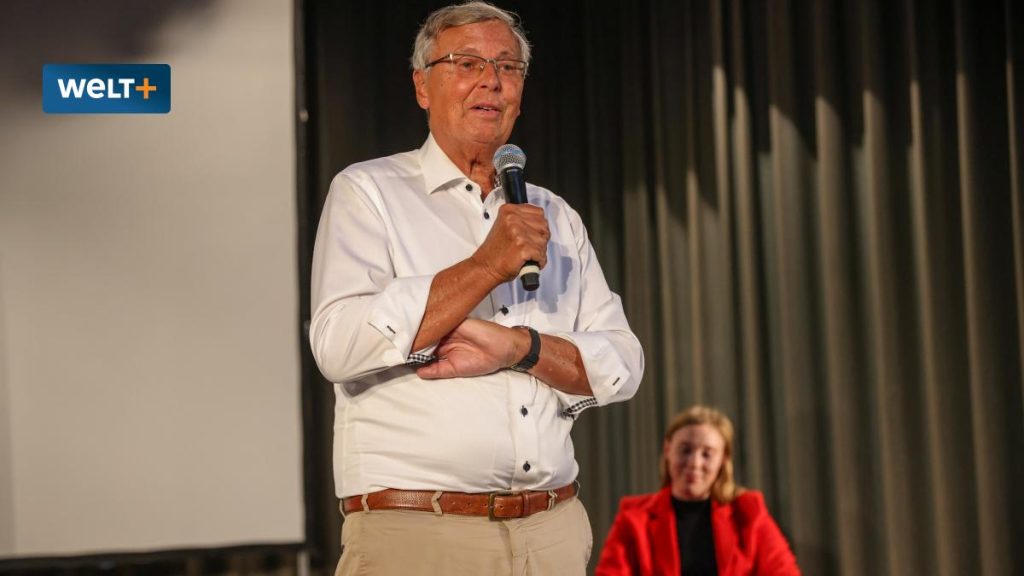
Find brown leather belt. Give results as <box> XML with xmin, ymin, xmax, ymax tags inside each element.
<box><xmin>341</xmin><ymin>481</ymin><xmax>579</xmax><ymax>520</ymax></box>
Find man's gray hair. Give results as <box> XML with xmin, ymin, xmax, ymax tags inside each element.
<box><xmin>411</xmin><ymin>2</ymin><xmax>531</xmax><ymax>70</ymax></box>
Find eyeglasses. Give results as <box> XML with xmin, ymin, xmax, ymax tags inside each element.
<box><xmin>424</xmin><ymin>53</ymin><xmax>528</xmax><ymax>80</ymax></box>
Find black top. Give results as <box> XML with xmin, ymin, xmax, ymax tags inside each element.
<box><xmin>671</xmin><ymin>496</ymin><xmax>718</xmax><ymax>576</ymax></box>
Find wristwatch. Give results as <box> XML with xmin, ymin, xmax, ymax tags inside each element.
<box><xmin>510</xmin><ymin>326</ymin><xmax>541</xmax><ymax>373</ymax></box>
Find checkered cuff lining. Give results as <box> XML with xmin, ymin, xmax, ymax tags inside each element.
<box><xmin>561</xmin><ymin>397</ymin><xmax>598</xmax><ymax>419</ymax></box>
<box><xmin>406</xmin><ymin>352</ymin><xmax>437</xmax><ymax>366</ymax></box>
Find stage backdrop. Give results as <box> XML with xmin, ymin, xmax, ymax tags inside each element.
<box><xmin>302</xmin><ymin>0</ymin><xmax>1024</xmax><ymax>574</ymax></box>
<box><xmin>0</xmin><ymin>0</ymin><xmax>303</xmax><ymax>559</ymax></box>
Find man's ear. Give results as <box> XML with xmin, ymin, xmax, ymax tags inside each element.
<box><xmin>413</xmin><ymin>69</ymin><xmax>429</xmax><ymax>110</ymax></box>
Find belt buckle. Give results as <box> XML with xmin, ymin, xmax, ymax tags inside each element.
<box><xmin>487</xmin><ymin>490</ymin><xmax>518</xmax><ymax>521</ymax></box>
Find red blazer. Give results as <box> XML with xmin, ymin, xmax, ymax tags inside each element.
<box><xmin>595</xmin><ymin>488</ymin><xmax>800</xmax><ymax>576</ymax></box>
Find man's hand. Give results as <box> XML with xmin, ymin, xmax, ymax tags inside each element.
<box><xmin>409</xmin><ymin>204</ymin><xmax>548</xmax><ymax>353</ymax></box>
<box><xmin>416</xmin><ymin>319</ymin><xmax>528</xmax><ymax>379</ymax></box>
<box><xmin>471</xmin><ymin>203</ymin><xmax>550</xmax><ymax>284</ymax></box>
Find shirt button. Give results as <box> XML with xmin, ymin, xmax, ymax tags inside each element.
<box><xmin>500</xmin><ymin>305</ymin><xmax>509</xmax><ymax>315</ymax></box>
<box><xmin>465</xmin><ymin>183</ymin><xmax>473</xmax><ymax>191</ymax></box>
<box><xmin>484</xmin><ymin>210</ymin><xmax>490</xmax><ymax>219</ymax></box>
<box><xmin>520</xmin><ymin>406</ymin><xmax>528</xmax><ymax>417</ymax></box>
<box><xmin>522</xmin><ymin>461</ymin><xmax>531</xmax><ymax>472</ymax></box>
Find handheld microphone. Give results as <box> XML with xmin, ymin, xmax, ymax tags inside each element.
<box><xmin>493</xmin><ymin>144</ymin><xmax>540</xmax><ymax>292</ymax></box>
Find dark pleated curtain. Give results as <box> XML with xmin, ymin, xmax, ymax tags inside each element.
<box><xmin>300</xmin><ymin>0</ymin><xmax>1024</xmax><ymax>574</ymax></box>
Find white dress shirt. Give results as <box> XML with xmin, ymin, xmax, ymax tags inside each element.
<box><xmin>310</xmin><ymin>134</ymin><xmax>644</xmax><ymax>498</ymax></box>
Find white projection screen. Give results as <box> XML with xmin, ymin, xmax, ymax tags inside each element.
<box><xmin>0</xmin><ymin>0</ymin><xmax>304</xmax><ymax>558</ymax></box>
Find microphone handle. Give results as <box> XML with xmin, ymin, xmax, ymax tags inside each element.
<box><xmin>500</xmin><ymin>166</ymin><xmax>540</xmax><ymax>292</ymax></box>
<box><xmin>517</xmin><ymin>264</ymin><xmax>541</xmax><ymax>292</ymax></box>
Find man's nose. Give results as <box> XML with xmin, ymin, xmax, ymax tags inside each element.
<box><xmin>478</xmin><ymin>61</ymin><xmax>502</xmax><ymax>88</ymax></box>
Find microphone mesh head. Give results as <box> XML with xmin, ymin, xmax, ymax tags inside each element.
<box><xmin>493</xmin><ymin>144</ymin><xmax>526</xmax><ymax>171</ymax></box>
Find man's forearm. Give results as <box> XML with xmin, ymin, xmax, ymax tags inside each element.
<box><xmin>509</xmin><ymin>327</ymin><xmax>593</xmax><ymax>396</ymax></box>
<box><xmin>411</xmin><ymin>257</ymin><xmax>502</xmax><ymax>352</ymax></box>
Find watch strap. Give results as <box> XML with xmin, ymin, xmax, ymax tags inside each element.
<box><xmin>510</xmin><ymin>326</ymin><xmax>540</xmax><ymax>372</ymax></box>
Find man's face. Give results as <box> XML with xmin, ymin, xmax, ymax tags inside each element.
<box><xmin>413</xmin><ymin>20</ymin><xmax>524</xmax><ymax>154</ymax></box>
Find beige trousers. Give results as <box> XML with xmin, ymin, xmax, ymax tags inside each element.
<box><xmin>334</xmin><ymin>496</ymin><xmax>593</xmax><ymax>576</ymax></box>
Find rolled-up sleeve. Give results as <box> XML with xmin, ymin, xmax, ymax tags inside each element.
<box><xmin>309</xmin><ymin>173</ymin><xmax>434</xmax><ymax>384</ymax></box>
<box><xmin>550</xmin><ymin>206</ymin><xmax>644</xmax><ymax>416</ymax></box>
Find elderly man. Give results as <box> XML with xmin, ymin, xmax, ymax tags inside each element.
<box><xmin>309</xmin><ymin>2</ymin><xmax>644</xmax><ymax>574</ymax></box>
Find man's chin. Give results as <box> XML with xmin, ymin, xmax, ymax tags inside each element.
<box><xmin>463</xmin><ymin>124</ymin><xmax>511</xmax><ymax>144</ymax></box>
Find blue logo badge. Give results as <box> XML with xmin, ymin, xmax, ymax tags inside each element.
<box><xmin>43</xmin><ymin>64</ymin><xmax>171</xmax><ymax>114</ymax></box>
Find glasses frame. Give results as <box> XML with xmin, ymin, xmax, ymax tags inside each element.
<box><xmin>424</xmin><ymin>53</ymin><xmax>529</xmax><ymax>80</ymax></box>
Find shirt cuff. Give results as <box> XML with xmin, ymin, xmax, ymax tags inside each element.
<box><xmin>365</xmin><ymin>275</ymin><xmax>435</xmax><ymax>363</ymax></box>
<box><xmin>552</xmin><ymin>330</ymin><xmax>630</xmax><ymax>405</ymax></box>
<box><xmin>550</xmin><ymin>331</ymin><xmax>633</xmax><ymax>414</ymax></box>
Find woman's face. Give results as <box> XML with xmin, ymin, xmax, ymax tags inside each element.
<box><xmin>664</xmin><ymin>423</ymin><xmax>726</xmax><ymax>501</ymax></box>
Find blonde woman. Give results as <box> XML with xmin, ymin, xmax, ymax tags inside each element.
<box><xmin>596</xmin><ymin>406</ymin><xmax>800</xmax><ymax>576</ymax></box>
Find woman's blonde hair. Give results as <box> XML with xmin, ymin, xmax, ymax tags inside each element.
<box><xmin>659</xmin><ymin>405</ymin><xmax>739</xmax><ymax>503</ymax></box>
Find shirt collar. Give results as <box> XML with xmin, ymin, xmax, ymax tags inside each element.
<box><xmin>419</xmin><ymin>133</ymin><xmax>470</xmax><ymax>194</ymax></box>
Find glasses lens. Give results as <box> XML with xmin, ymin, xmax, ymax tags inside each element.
<box><xmin>452</xmin><ymin>55</ymin><xmax>485</xmax><ymax>76</ymax></box>
<box><xmin>496</xmin><ymin>60</ymin><xmax>527</xmax><ymax>77</ymax></box>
